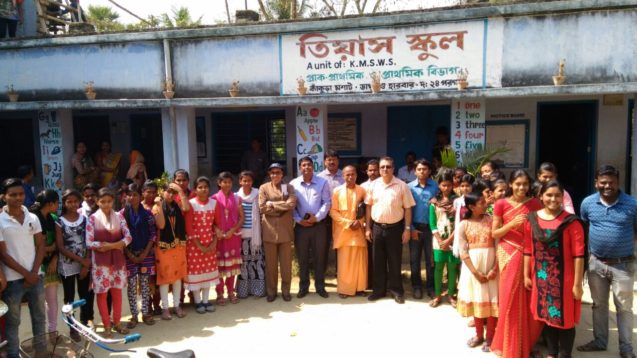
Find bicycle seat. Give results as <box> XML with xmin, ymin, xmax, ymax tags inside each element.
<box><xmin>147</xmin><ymin>348</ymin><xmax>195</xmax><ymax>358</ymax></box>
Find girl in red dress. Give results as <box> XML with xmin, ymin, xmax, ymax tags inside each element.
<box><xmin>524</xmin><ymin>180</ymin><xmax>585</xmax><ymax>358</ymax></box>
<box><xmin>184</xmin><ymin>177</ymin><xmax>220</xmax><ymax>314</ymax></box>
<box><xmin>490</xmin><ymin>170</ymin><xmax>543</xmax><ymax>358</ymax></box>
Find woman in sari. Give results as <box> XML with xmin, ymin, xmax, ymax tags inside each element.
<box><xmin>490</xmin><ymin>169</ymin><xmax>543</xmax><ymax>358</ymax></box>
<box><xmin>72</xmin><ymin>142</ymin><xmax>98</xmax><ymax>189</ymax></box>
<box><xmin>126</xmin><ymin>150</ymin><xmax>148</xmax><ymax>187</ymax></box>
<box><xmin>95</xmin><ymin>141</ymin><xmax>122</xmax><ymax>188</ymax></box>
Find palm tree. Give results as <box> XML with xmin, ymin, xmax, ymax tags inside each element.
<box><xmin>160</xmin><ymin>6</ymin><xmax>202</xmax><ymax>28</ymax></box>
<box><xmin>86</xmin><ymin>5</ymin><xmax>124</xmax><ymax>32</ymax></box>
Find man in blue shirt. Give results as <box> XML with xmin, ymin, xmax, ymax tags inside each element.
<box><xmin>291</xmin><ymin>156</ymin><xmax>332</xmax><ymax>299</ymax></box>
<box><xmin>408</xmin><ymin>159</ymin><xmax>438</xmax><ymax>299</ymax></box>
<box><xmin>577</xmin><ymin>165</ymin><xmax>637</xmax><ymax>358</ymax></box>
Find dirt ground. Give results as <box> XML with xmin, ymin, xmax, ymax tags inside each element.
<box><xmin>14</xmin><ymin>270</ymin><xmax>637</xmax><ymax>358</ymax></box>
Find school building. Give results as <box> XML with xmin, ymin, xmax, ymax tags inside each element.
<box><xmin>0</xmin><ymin>0</ymin><xmax>635</xmax><ymax>210</ymax></box>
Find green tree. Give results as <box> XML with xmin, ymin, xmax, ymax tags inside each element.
<box><xmin>86</xmin><ymin>5</ymin><xmax>124</xmax><ymax>32</ymax></box>
<box><xmin>258</xmin><ymin>0</ymin><xmax>309</xmax><ymax>20</ymax></box>
<box><xmin>160</xmin><ymin>6</ymin><xmax>202</xmax><ymax>28</ymax></box>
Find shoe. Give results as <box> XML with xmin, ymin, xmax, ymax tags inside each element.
<box><xmin>113</xmin><ymin>323</ymin><xmax>130</xmax><ymax>335</ymax></box>
<box><xmin>195</xmin><ymin>303</ymin><xmax>206</xmax><ymax>314</ymax></box>
<box><xmin>126</xmin><ymin>316</ymin><xmax>138</xmax><ymax>329</ymax></box>
<box><xmin>576</xmin><ymin>341</ymin><xmax>606</xmax><ymax>352</ymax></box>
<box><xmin>355</xmin><ymin>291</ymin><xmax>368</xmax><ymax>297</ymax></box>
<box><xmin>339</xmin><ymin>294</ymin><xmax>349</xmax><ymax>299</ymax></box>
<box><xmin>161</xmin><ymin>309</ymin><xmax>172</xmax><ymax>320</ymax></box>
<box><xmin>297</xmin><ymin>289</ymin><xmax>308</xmax><ymax>299</ymax></box>
<box><xmin>467</xmin><ymin>336</ymin><xmax>484</xmax><ymax>348</ymax></box>
<box><xmin>267</xmin><ymin>295</ymin><xmax>277</xmax><ymax>302</ymax></box>
<box><xmin>449</xmin><ymin>296</ymin><xmax>458</xmax><ymax>308</ymax></box>
<box><xmin>174</xmin><ymin>306</ymin><xmax>186</xmax><ymax>318</ymax></box>
<box><xmin>282</xmin><ymin>293</ymin><xmax>292</xmax><ymax>302</ymax></box>
<box><xmin>142</xmin><ymin>314</ymin><xmax>156</xmax><ymax>326</ymax></box>
<box><xmin>229</xmin><ymin>292</ymin><xmax>239</xmax><ymax>304</ymax></box>
<box><xmin>413</xmin><ymin>288</ymin><xmax>423</xmax><ymax>299</ymax></box>
<box><xmin>317</xmin><ymin>289</ymin><xmax>329</xmax><ymax>298</ymax></box>
<box><xmin>392</xmin><ymin>294</ymin><xmax>405</xmax><ymax>304</ymax></box>
<box><xmin>216</xmin><ymin>296</ymin><xmax>226</xmax><ymax>306</ymax></box>
<box><xmin>620</xmin><ymin>352</ymin><xmax>636</xmax><ymax>358</ymax></box>
<box><xmin>205</xmin><ymin>302</ymin><xmax>216</xmax><ymax>312</ymax></box>
<box><xmin>367</xmin><ymin>292</ymin><xmax>385</xmax><ymax>301</ymax></box>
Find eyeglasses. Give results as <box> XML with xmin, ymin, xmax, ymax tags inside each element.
<box><xmin>380</xmin><ymin>165</ymin><xmax>393</xmax><ymax>169</ymax></box>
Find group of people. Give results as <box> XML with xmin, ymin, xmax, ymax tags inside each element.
<box><xmin>0</xmin><ymin>148</ymin><xmax>635</xmax><ymax>358</ymax></box>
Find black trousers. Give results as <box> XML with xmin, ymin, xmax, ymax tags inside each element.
<box><xmin>367</xmin><ymin>239</ymin><xmax>374</xmax><ymax>290</ymax></box>
<box><xmin>372</xmin><ymin>221</ymin><xmax>404</xmax><ymax>296</ymax></box>
<box><xmin>545</xmin><ymin>326</ymin><xmax>576</xmax><ymax>357</ymax></box>
<box><xmin>295</xmin><ymin>223</ymin><xmax>328</xmax><ymax>291</ymax></box>
<box><xmin>61</xmin><ymin>274</ymin><xmax>94</xmax><ymax>324</ymax></box>
<box><xmin>0</xmin><ymin>18</ymin><xmax>17</xmax><ymax>39</ymax></box>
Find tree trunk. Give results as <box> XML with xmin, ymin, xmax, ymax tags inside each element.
<box><xmin>291</xmin><ymin>0</ymin><xmax>297</xmax><ymax>19</ymax></box>
<box><xmin>257</xmin><ymin>0</ymin><xmax>273</xmax><ymax>21</ymax></box>
<box><xmin>224</xmin><ymin>0</ymin><xmax>232</xmax><ymax>23</ymax></box>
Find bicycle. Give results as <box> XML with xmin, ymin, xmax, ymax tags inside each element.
<box><xmin>17</xmin><ymin>299</ymin><xmax>195</xmax><ymax>358</ymax></box>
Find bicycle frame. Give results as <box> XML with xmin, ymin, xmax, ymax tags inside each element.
<box><xmin>61</xmin><ymin>299</ymin><xmax>141</xmax><ymax>353</ymax></box>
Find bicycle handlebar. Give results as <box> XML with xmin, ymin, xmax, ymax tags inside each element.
<box><xmin>124</xmin><ymin>333</ymin><xmax>141</xmax><ymax>344</ymax></box>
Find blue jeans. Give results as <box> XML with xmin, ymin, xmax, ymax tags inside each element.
<box><xmin>2</xmin><ymin>277</ymin><xmax>46</xmax><ymax>358</ymax></box>
<box><xmin>587</xmin><ymin>255</ymin><xmax>635</xmax><ymax>354</ymax></box>
<box><xmin>409</xmin><ymin>223</ymin><xmax>434</xmax><ymax>291</ymax></box>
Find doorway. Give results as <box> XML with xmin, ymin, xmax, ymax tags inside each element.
<box><xmin>0</xmin><ymin>116</ymin><xmax>36</xmax><ymax>180</ymax></box>
<box><xmin>387</xmin><ymin>105</ymin><xmax>451</xmax><ymax>168</ymax></box>
<box><xmin>130</xmin><ymin>114</ymin><xmax>164</xmax><ymax>179</ymax></box>
<box><xmin>211</xmin><ymin>111</ymin><xmax>286</xmax><ymax>175</ymax></box>
<box><xmin>73</xmin><ymin>115</ymin><xmax>110</xmax><ymax>161</ymax></box>
<box><xmin>627</xmin><ymin>99</ymin><xmax>634</xmax><ymax>194</ymax></box>
<box><xmin>537</xmin><ymin>101</ymin><xmax>597</xmax><ymax>212</ymax></box>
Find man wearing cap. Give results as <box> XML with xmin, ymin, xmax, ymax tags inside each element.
<box><xmin>291</xmin><ymin>156</ymin><xmax>332</xmax><ymax>298</ymax></box>
<box><xmin>258</xmin><ymin>163</ymin><xmax>297</xmax><ymax>302</ymax></box>
<box><xmin>365</xmin><ymin>156</ymin><xmax>415</xmax><ymax>304</ymax></box>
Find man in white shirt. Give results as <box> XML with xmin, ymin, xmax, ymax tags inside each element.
<box><xmin>397</xmin><ymin>151</ymin><xmax>417</xmax><ymax>182</ymax></box>
<box><xmin>360</xmin><ymin>158</ymin><xmax>380</xmax><ymax>289</ymax></box>
<box><xmin>0</xmin><ymin>178</ymin><xmax>46</xmax><ymax>358</ymax></box>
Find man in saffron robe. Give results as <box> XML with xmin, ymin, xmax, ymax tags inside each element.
<box><xmin>330</xmin><ymin>165</ymin><xmax>368</xmax><ymax>298</ymax></box>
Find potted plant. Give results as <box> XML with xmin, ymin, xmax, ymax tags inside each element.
<box><xmin>6</xmin><ymin>85</ymin><xmax>18</xmax><ymax>102</ymax></box>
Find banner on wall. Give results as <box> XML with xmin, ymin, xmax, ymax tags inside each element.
<box><xmin>281</xmin><ymin>20</ymin><xmax>486</xmax><ymax>95</ymax></box>
<box><xmin>451</xmin><ymin>98</ymin><xmax>485</xmax><ymax>165</ymax></box>
<box><xmin>38</xmin><ymin>110</ymin><xmax>65</xmax><ymax>199</ymax></box>
<box><xmin>296</xmin><ymin>105</ymin><xmax>326</xmax><ymax>172</ymax></box>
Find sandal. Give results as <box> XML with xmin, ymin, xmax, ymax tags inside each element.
<box><xmin>174</xmin><ymin>306</ymin><xmax>186</xmax><ymax>318</ymax></box>
<box><xmin>126</xmin><ymin>317</ymin><xmax>138</xmax><ymax>329</ymax></box>
<box><xmin>481</xmin><ymin>342</ymin><xmax>491</xmax><ymax>353</ymax></box>
<box><xmin>229</xmin><ymin>293</ymin><xmax>239</xmax><ymax>304</ymax></box>
<box><xmin>142</xmin><ymin>314</ymin><xmax>156</xmax><ymax>326</ymax></box>
<box><xmin>449</xmin><ymin>296</ymin><xmax>458</xmax><ymax>308</ymax></box>
<box><xmin>114</xmin><ymin>323</ymin><xmax>130</xmax><ymax>335</ymax></box>
<box><xmin>429</xmin><ymin>296</ymin><xmax>442</xmax><ymax>308</ymax></box>
<box><xmin>467</xmin><ymin>336</ymin><xmax>484</xmax><ymax>348</ymax></box>
<box><xmin>216</xmin><ymin>297</ymin><xmax>226</xmax><ymax>306</ymax></box>
<box><xmin>103</xmin><ymin>327</ymin><xmax>113</xmax><ymax>339</ymax></box>
<box><xmin>161</xmin><ymin>309</ymin><xmax>172</xmax><ymax>320</ymax></box>
<box><xmin>338</xmin><ymin>293</ymin><xmax>349</xmax><ymax>299</ymax></box>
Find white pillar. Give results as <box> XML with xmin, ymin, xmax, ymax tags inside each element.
<box><xmin>631</xmin><ymin>94</ymin><xmax>637</xmax><ymax>195</ymax></box>
<box><xmin>57</xmin><ymin>109</ymin><xmax>75</xmax><ymax>189</ymax></box>
<box><xmin>161</xmin><ymin>106</ymin><xmax>198</xmax><ymax>179</ymax></box>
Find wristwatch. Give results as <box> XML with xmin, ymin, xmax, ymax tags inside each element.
<box><xmin>404</xmin><ymin>226</ymin><xmax>411</xmax><ymax>231</ymax></box>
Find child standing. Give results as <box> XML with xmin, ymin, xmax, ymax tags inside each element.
<box><xmin>235</xmin><ymin>171</ymin><xmax>266</xmax><ymax>299</ymax></box>
<box><xmin>56</xmin><ymin>189</ymin><xmax>93</xmax><ymax>341</ymax></box>
<box><xmin>212</xmin><ymin>172</ymin><xmax>244</xmax><ymax>305</ymax></box>
<box><xmin>452</xmin><ymin>173</ymin><xmax>475</xmax><ymax>258</ymax></box>
<box><xmin>429</xmin><ymin>172</ymin><xmax>460</xmax><ymax>308</ymax></box>
<box><xmin>120</xmin><ymin>184</ymin><xmax>156</xmax><ymax>328</ymax></box>
<box><xmin>86</xmin><ymin>188</ymin><xmax>132</xmax><ymax>337</ymax></box>
<box><xmin>524</xmin><ymin>180</ymin><xmax>585</xmax><ymax>358</ymax></box>
<box><xmin>153</xmin><ymin>183</ymin><xmax>188</xmax><ymax>320</ymax></box>
<box><xmin>456</xmin><ymin>192</ymin><xmax>499</xmax><ymax>352</ymax></box>
<box><xmin>185</xmin><ymin>177</ymin><xmax>220</xmax><ymax>314</ymax></box>
<box><xmin>30</xmin><ymin>190</ymin><xmax>60</xmax><ymax>333</ymax></box>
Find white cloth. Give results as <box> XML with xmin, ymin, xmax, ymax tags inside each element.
<box><xmin>0</xmin><ymin>206</ymin><xmax>42</xmax><ymax>281</ymax></box>
<box><xmin>236</xmin><ymin>187</ymin><xmax>262</xmax><ymax>253</ymax></box>
<box><xmin>397</xmin><ymin>166</ymin><xmax>416</xmax><ymax>182</ymax></box>
<box><xmin>452</xmin><ymin>195</ymin><xmax>465</xmax><ymax>258</ymax></box>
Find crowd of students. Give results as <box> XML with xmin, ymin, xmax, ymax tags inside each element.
<box><xmin>0</xmin><ymin>153</ymin><xmax>635</xmax><ymax>358</ymax></box>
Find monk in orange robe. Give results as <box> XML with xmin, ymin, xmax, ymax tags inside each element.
<box><xmin>329</xmin><ymin>165</ymin><xmax>368</xmax><ymax>298</ymax></box>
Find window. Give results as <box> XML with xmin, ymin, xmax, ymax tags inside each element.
<box><xmin>268</xmin><ymin>118</ymin><xmax>286</xmax><ymax>163</ymax></box>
